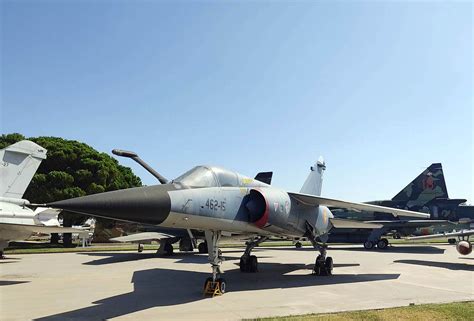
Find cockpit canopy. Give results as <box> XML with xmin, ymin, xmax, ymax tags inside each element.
<box><xmin>173</xmin><ymin>166</ymin><xmax>267</xmax><ymax>188</ymax></box>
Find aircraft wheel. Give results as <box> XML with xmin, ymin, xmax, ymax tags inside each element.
<box><xmin>198</xmin><ymin>242</ymin><xmax>208</xmax><ymax>253</ymax></box>
<box><xmin>239</xmin><ymin>257</ymin><xmax>248</xmax><ymax>272</ymax></box>
<box><xmin>217</xmin><ymin>278</ymin><xmax>226</xmax><ymax>294</ymax></box>
<box><xmin>377</xmin><ymin>239</ymin><xmax>388</xmax><ymax>249</ymax></box>
<box><xmin>448</xmin><ymin>238</ymin><xmax>456</xmax><ymax>245</ymax></box>
<box><xmin>137</xmin><ymin>244</ymin><xmax>144</xmax><ymax>253</ymax></box>
<box><xmin>312</xmin><ymin>265</ymin><xmax>321</xmax><ymax>276</ymax></box>
<box><xmin>325</xmin><ymin>257</ymin><xmax>333</xmax><ymax>275</ymax></box>
<box><xmin>295</xmin><ymin>242</ymin><xmax>302</xmax><ymax>249</ymax></box>
<box><xmin>364</xmin><ymin>241</ymin><xmax>374</xmax><ymax>250</ymax></box>
<box><xmin>164</xmin><ymin>243</ymin><xmax>174</xmax><ymax>256</ymax></box>
<box><xmin>249</xmin><ymin>255</ymin><xmax>258</xmax><ymax>272</ymax></box>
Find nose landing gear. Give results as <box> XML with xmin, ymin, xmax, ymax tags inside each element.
<box><xmin>203</xmin><ymin>230</ymin><xmax>225</xmax><ymax>297</ymax></box>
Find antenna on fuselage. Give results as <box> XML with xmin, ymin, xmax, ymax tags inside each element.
<box><xmin>112</xmin><ymin>149</ymin><xmax>169</xmax><ymax>184</ymax></box>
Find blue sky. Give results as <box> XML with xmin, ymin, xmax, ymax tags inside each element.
<box><xmin>1</xmin><ymin>1</ymin><xmax>472</xmax><ymax>203</ymax></box>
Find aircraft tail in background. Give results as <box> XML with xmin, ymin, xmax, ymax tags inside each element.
<box><xmin>0</xmin><ymin>140</ymin><xmax>47</xmax><ymax>199</ymax></box>
<box><xmin>300</xmin><ymin>156</ymin><xmax>326</xmax><ymax>196</ymax></box>
<box><xmin>391</xmin><ymin>163</ymin><xmax>448</xmax><ymax>208</ymax></box>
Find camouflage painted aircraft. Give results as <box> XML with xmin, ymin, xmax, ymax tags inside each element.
<box><xmin>328</xmin><ymin>163</ymin><xmax>472</xmax><ymax>249</ymax></box>
<box><xmin>48</xmin><ymin>156</ymin><xmax>430</xmax><ymax>294</ymax></box>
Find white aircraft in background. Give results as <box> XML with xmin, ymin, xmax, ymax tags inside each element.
<box><xmin>0</xmin><ymin>140</ymin><xmax>87</xmax><ymax>258</ymax></box>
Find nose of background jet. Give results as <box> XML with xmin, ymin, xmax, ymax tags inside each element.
<box><xmin>49</xmin><ymin>184</ymin><xmax>175</xmax><ymax>225</ymax></box>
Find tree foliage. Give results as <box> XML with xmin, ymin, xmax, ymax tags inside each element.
<box><xmin>0</xmin><ymin>133</ymin><xmax>142</xmax><ymax>225</ymax></box>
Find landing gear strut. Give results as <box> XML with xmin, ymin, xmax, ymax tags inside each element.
<box><xmin>203</xmin><ymin>230</ymin><xmax>226</xmax><ymax>296</ymax></box>
<box><xmin>240</xmin><ymin>236</ymin><xmax>268</xmax><ymax>273</ymax></box>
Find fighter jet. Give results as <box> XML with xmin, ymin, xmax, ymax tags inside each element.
<box><xmin>108</xmin><ymin>149</ymin><xmax>273</xmax><ymax>255</ymax></box>
<box><xmin>49</xmin><ymin>156</ymin><xmax>429</xmax><ymax>295</ymax></box>
<box><xmin>408</xmin><ymin>229</ymin><xmax>473</xmax><ymax>255</ymax></box>
<box><xmin>0</xmin><ymin>140</ymin><xmax>87</xmax><ymax>257</ymax></box>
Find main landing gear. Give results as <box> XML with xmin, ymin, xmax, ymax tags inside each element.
<box><xmin>312</xmin><ymin>244</ymin><xmax>333</xmax><ymax>276</ymax></box>
<box><xmin>240</xmin><ymin>236</ymin><xmax>268</xmax><ymax>273</ymax></box>
<box><xmin>364</xmin><ymin>238</ymin><xmax>389</xmax><ymax>250</ymax></box>
<box><xmin>203</xmin><ymin>230</ymin><xmax>226</xmax><ymax>297</ymax></box>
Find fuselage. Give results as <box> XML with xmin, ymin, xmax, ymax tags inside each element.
<box><xmin>49</xmin><ymin>166</ymin><xmax>333</xmax><ymax>239</ymax></box>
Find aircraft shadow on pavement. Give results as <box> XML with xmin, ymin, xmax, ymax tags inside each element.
<box><xmin>325</xmin><ymin>245</ymin><xmax>446</xmax><ymax>254</ymax></box>
<box><xmin>79</xmin><ymin>252</ymin><xmax>273</xmax><ymax>266</ymax></box>
<box><xmin>394</xmin><ymin>259</ymin><xmax>474</xmax><ymax>271</ymax></box>
<box><xmin>35</xmin><ymin>263</ymin><xmax>399</xmax><ymax>321</ymax></box>
<box><xmin>0</xmin><ymin>280</ymin><xmax>30</xmax><ymax>286</ymax></box>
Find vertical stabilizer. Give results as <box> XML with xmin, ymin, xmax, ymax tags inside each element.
<box><xmin>391</xmin><ymin>163</ymin><xmax>448</xmax><ymax>208</ymax></box>
<box><xmin>300</xmin><ymin>156</ymin><xmax>326</xmax><ymax>196</ymax></box>
<box><xmin>0</xmin><ymin>140</ymin><xmax>47</xmax><ymax>199</ymax></box>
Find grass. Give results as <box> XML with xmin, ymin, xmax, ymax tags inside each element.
<box><xmin>247</xmin><ymin>301</ymin><xmax>474</xmax><ymax>321</ymax></box>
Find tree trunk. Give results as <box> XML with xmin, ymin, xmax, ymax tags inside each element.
<box><xmin>62</xmin><ymin>217</ymin><xmax>73</xmax><ymax>247</ymax></box>
<box><xmin>50</xmin><ymin>233</ymin><xmax>60</xmax><ymax>244</ymax></box>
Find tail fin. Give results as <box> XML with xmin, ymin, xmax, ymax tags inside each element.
<box><xmin>391</xmin><ymin>163</ymin><xmax>448</xmax><ymax>208</ymax></box>
<box><xmin>0</xmin><ymin>140</ymin><xmax>47</xmax><ymax>199</ymax></box>
<box><xmin>300</xmin><ymin>156</ymin><xmax>326</xmax><ymax>196</ymax></box>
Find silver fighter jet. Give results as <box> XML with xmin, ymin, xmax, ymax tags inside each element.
<box><xmin>49</xmin><ymin>156</ymin><xmax>429</xmax><ymax>295</ymax></box>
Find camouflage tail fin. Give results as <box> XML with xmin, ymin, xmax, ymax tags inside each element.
<box><xmin>391</xmin><ymin>163</ymin><xmax>448</xmax><ymax>208</ymax></box>
<box><xmin>300</xmin><ymin>157</ymin><xmax>326</xmax><ymax>196</ymax></box>
<box><xmin>0</xmin><ymin>140</ymin><xmax>47</xmax><ymax>199</ymax></box>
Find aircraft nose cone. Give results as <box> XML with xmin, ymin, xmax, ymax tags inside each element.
<box><xmin>49</xmin><ymin>185</ymin><xmax>175</xmax><ymax>225</ymax></box>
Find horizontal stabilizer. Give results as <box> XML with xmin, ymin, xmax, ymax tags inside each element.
<box><xmin>407</xmin><ymin>229</ymin><xmax>474</xmax><ymax>240</ymax></box>
<box><xmin>289</xmin><ymin>192</ymin><xmax>430</xmax><ymax>219</ymax></box>
<box><xmin>110</xmin><ymin>232</ymin><xmax>175</xmax><ymax>243</ymax></box>
<box><xmin>254</xmin><ymin>172</ymin><xmax>273</xmax><ymax>185</ymax></box>
<box><xmin>330</xmin><ymin>218</ymin><xmax>382</xmax><ymax>229</ymax></box>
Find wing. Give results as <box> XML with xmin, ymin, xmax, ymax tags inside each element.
<box><xmin>330</xmin><ymin>218</ymin><xmax>382</xmax><ymax>229</ymax></box>
<box><xmin>407</xmin><ymin>229</ymin><xmax>474</xmax><ymax>240</ymax></box>
<box><xmin>110</xmin><ymin>232</ymin><xmax>175</xmax><ymax>243</ymax></box>
<box><xmin>365</xmin><ymin>220</ymin><xmax>450</xmax><ymax>228</ymax></box>
<box><xmin>0</xmin><ymin>222</ymin><xmax>88</xmax><ymax>235</ymax></box>
<box><xmin>288</xmin><ymin>192</ymin><xmax>430</xmax><ymax>219</ymax></box>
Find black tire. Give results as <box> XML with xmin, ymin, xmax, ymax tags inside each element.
<box><xmin>295</xmin><ymin>242</ymin><xmax>302</xmax><ymax>248</ymax></box>
<box><xmin>198</xmin><ymin>242</ymin><xmax>208</xmax><ymax>253</ymax></box>
<box><xmin>313</xmin><ymin>265</ymin><xmax>321</xmax><ymax>276</ymax></box>
<box><xmin>364</xmin><ymin>241</ymin><xmax>374</xmax><ymax>250</ymax></box>
<box><xmin>164</xmin><ymin>243</ymin><xmax>173</xmax><ymax>256</ymax></box>
<box><xmin>239</xmin><ymin>257</ymin><xmax>248</xmax><ymax>272</ymax></box>
<box><xmin>249</xmin><ymin>255</ymin><xmax>258</xmax><ymax>272</ymax></box>
<box><xmin>448</xmin><ymin>238</ymin><xmax>456</xmax><ymax>245</ymax></box>
<box><xmin>325</xmin><ymin>257</ymin><xmax>333</xmax><ymax>275</ymax></box>
<box><xmin>217</xmin><ymin>278</ymin><xmax>226</xmax><ymax>294</ymax></box>
<box><xmin>377</xmin><ymin>239</ymin><xmax>388</xmax><ymax>249</ymax></box>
